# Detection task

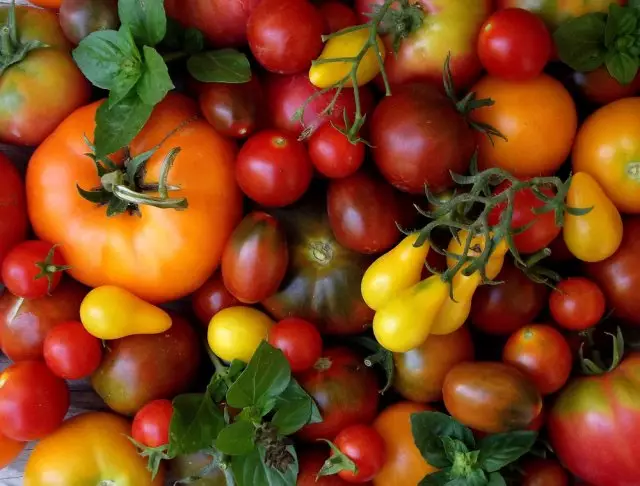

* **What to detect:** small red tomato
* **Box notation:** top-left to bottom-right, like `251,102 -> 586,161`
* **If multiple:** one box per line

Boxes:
308,124 -> 365,179
522,458 -> 570,486
549,277 -> 606,331
327,424 -> 386,483
191,272 -> 239,326
318,1 -> 358,34
503,324 -> 572,395
236,129 -> 314,207
268,318 -> 323,373
1,240 -> 70,299
131,399 -> 173,448
0,431 -> 25,469
478,8 -> 551,81
43,321 -> 103,380
0,154 -> 28,271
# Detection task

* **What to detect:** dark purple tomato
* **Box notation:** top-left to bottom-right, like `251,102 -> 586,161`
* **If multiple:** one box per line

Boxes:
59,0 -> 119,45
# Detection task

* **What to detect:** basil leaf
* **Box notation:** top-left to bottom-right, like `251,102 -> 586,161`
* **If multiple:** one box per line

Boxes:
554,13 -> 607,72
605,3 -> 633,47
215,421 -> 256,456
477,430 -> 537,473
605,50 -> 639,84
137,46 -> 174,105
632,0 -> 640,10
187,49 -> 252,83
168,392 -> 226,457
441,436 -> 469,463
271,380 -> 314,436
487,472 -> 507,486
464,468 -> 488,486
411,411 -> 475,469
419,469 -> 452,486
118,0 -> 166,46
231,445 -> 298,486
226,341 -> 291,409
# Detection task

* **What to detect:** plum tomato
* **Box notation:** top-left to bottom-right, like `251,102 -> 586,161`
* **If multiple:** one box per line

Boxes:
59,0 -> 119,44
478,8 -> 551,81
328,424 -> 386,483
521,458 -> 570,486
0,155 -> 28,271
268,317 -> 323,373
247,0 -> 324,74
0,431 -> 25,469
308,124 -> 365,179
132,399 -> 173,448
43,321 -> 103,380
191,272 -> 239,327
236,130 -> 314,207
318,1 -> 358,34
549,277 -> 606,331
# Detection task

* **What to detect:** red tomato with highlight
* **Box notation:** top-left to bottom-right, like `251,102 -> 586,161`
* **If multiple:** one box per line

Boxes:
298,448 -> 359,486
0,431 -> 25,469
191,272 -> 239,326
309,124 -> 365,179
319,1 -> 358,33
330,425 -> 386,483
522,458 -> 570,486
549,277 -> 606,331
43,321 -> 102,380
132,399 -> 173,448
268,318 -> 323,373
0,154 -> 28,271
572,67 -> 640,106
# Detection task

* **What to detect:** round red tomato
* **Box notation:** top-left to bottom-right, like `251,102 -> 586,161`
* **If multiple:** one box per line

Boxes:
572,67 -> 640,106
0,361 -> 69,441
318,1 -> 358,34
0,431 -> 25,469
521,458 -> 570,486
132,399 -> 173,448
268,318 -> 323,373
43,321 -> 102,380
478,8 -> 551,81
191,272 -> 239,327
549,277 -> 606,331
247,0 -> 324,74
298,448 -> 357,486
328,425 -> 386,483
236,130 -> 314,207
0,155 -> 28,271
308,124 -> 365,179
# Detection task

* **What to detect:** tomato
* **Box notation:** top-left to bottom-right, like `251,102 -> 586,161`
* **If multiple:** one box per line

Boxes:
191,272 -> 239,327
0,278 -> 86,361
0,6 -> 90,146
236,130 -> 314,207
308,124 -> 365,179
262,200 -> 375,335
521,458 -> 570,486
471,74 -> 577,178
222,212 -> 289,304
372,402 -> 436,486
549,352 -> 640,486
208,306 -> 274,363
443,361 -> 543,433
247,0 -> 324,74
26,94 -> 242,304
268,318 -> 323,373
549,277 -> 606,331
393,326 -> 475,403
43,321 -> 102,380
572,67 -> 640,106
168,452 -> 228,486
0,361 -> 69,441
0,154 -> 28,270
478,8 -> 551,81
298,448 -> 360,486
318,1 -> 358,34
298,347 -> 379,441
572,98 -> 640,214
329,425 -> 386,483
371,84 -> 476,194
503,324 -> 572,395
470,259 -> 549,335
132,399 -> 173,448
59,0 -> 119,44
0,431 -> 24,469
24,412 -> 164,485
25,0 -> 61,8
92,315 -> 201,416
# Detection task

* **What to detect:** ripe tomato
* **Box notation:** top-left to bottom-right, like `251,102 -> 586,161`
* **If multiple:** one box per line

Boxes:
521,458 -> 570,486
308,124 -> 365,179
268,318 -> 323,373
26,94 -> 242,304
572,67 -> 640,106
319,1 -> 358,34
471,74 -> 577,178
549,277 -> 606,331
25,0 -> 61,8
191,272 -> 239,327
298,448 -> 359,486
132,399 -> 173,448
0,431 -> 24,469
0,361 -> 69,441
247,0 -> 324,74
59,0 -> 120,44
236,130 -> 314,207
43,321 -> 102,380
478,8 -> 551,81
208,307 -> 274,363
0,154 -> 28,270
503,324 -> 572,395
330,425 -> 386,483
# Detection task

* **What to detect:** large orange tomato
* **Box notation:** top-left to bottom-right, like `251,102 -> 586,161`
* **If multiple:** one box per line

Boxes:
26,94 -> 243,303
24,412 -> 163,485
572,98 -> 640,214
471,74 -> 577,178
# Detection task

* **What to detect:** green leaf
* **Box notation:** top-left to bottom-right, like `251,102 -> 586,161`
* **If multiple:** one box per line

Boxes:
317,440 -> 357,478
118,0 -> 166,46
477,431 -> 537,473
419,469 -> 452,486
187,49 -> 252,83
184,28 -> 205,54
631,0 -> 640,9
137,46 -> 174,105
441,437 -> 469,463
554,13 -> 607,72
460,468 -> 488,486
487,472 -> 507,486
226,341 -> 291,409
231,445 -> 298,486
604,3 -> 634,47
605,50 -> 639,84
411,411 -> 475,469
215,421 -> 256,456
271,380 -> 317,436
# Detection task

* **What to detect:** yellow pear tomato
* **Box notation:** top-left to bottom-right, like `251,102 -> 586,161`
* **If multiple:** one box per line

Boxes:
208,306 -> 274,363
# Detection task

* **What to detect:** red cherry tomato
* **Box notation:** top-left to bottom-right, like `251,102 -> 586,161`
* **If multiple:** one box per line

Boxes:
478,8 -> 552,81
43,321 -> 103,380
131,399 -> 173,448
1,240 -> 69,299
549,277 -> 606,331
319,1 -> 358,34
329,424 -> 386,483
308,124 -> 365,179
191,271 -> 239,327
0,154 -> 28,271
236,129 -> 314,207
522,458 -> 570,486
268,318 -> 323,373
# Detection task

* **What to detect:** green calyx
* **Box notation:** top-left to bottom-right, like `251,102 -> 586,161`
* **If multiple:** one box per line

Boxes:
34,244 -> 71,294
0,0 -> 48,76
580,327 -> 625,376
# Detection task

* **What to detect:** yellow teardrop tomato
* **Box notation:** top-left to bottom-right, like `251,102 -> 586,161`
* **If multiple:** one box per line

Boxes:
361,233 -> 430,311
309,29 -> 385,89
80,285 -> 172,340
430,271 -> 482,335
446,230 -> 508,280
563,172 -> 623,263
208,306 -> 274,363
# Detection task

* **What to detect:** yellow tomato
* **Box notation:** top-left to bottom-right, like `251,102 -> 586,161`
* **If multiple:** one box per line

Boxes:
446,230 -> 509,280
309,29 -> 385,88
431,271 -> 481,335
563,172 -> 623,263
208,306 -> 274,363
80,285 -> 172,340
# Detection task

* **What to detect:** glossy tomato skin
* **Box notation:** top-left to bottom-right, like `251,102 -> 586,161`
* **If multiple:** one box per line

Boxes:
297,347 -> 379,441
332,425 -> 386,483
268,317 -> 323,373
247,0 -> 324,74
43,321 -> 102,380
572,67 -> 640,106
0,361 -> 69,441
371,84 -> 476,194
521,458 -> 570,486
0,154 -> 28,270
549,353 -> 640,486
298,448 -> 360,486
132,399 -> 173,448
168,452 -> 228,486
26,94 -> 243,304
191,272 -> 239,327
319,1 -> 358,34
0,431 -> 25,469
308,124 -> 365,179
549,277 -> 606,330
59,0 -> 119,44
